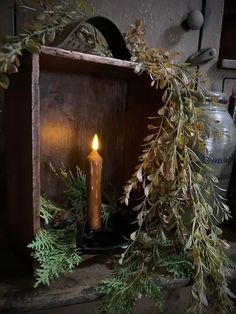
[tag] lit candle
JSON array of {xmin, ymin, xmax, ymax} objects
[{"xmin": 87, "ymin": 134, "xmax": 103, "ymax": 230}]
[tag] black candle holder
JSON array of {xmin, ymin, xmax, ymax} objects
[{"xmin": 76, "ymin": 212, "xmax": 135, "ymax": 254}]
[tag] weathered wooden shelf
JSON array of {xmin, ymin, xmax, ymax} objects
[
  {"xmin": 1, "ymin": 251, "xmax": 235, "ymax": 313},
  {"xmin": 1, "ymin": 217, "xmax": 236, "ymax": 313},
  {"xmin": 0, "ymin": 253, "xmax": 191, "ymax": 313}
]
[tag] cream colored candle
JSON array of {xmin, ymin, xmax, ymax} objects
[{"xmin": 87, "ymin": 134, "xmax": 103, "ymax": 230}]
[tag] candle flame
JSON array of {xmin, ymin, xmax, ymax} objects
[{"xmin": 92, "ymin": 134, "xmax": 99, "ymax": 150}]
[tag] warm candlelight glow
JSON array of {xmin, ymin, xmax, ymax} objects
[{"xmin": 92, "ymin": 134, "xmax": 99, "ymax": 150}]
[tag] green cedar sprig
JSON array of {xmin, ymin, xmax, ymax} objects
[
  {"xmin": 50, "ymin": 163, "xmax": 87, "ymax": 221},
  {"xmin": 28, "ymin": 196, "xmax": 81, "ymax": 287},
  {"xmin": 28, "ymin": 166, "xmax": 87, "ymax": 287},
  {"xmin": 99, "ymin": 229, "xmax": 193, "ymax": 314},
  {"xmin": 29, "ymin": 165, "xmax": 115, "ymax": 287}
]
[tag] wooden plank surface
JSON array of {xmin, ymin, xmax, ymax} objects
[
  {"xmin": 39, "ymin": 69, "xmax": 128, "ymax": 201},
  {"xmin": 0, "ymin": 0, "xmax": 14, "ymax": 36},
  {"xmin": 0, "ymin": 253, "xmax": 191, "ymax": 313},
  {"xmin": 1, "ymin": 253, "xmax": 235, "ymax": 313},
  {"xmin": 1, "ymin": 241, "xmax": 236, "ymax": 313},
  {"xmin": 0, "ymin": 0, "xmax": 14, "ymax": 211},
  {"xmin": 40, "ymin": 46, "xmax": 136, "ymax": 77},
  {"xmin": 4, "ymin": 52, "xmax": 40, "ymax": 267},
  {"xmin": 39, "ymin": 48, "xmax": 162, "ymax": 201},
  {"xmin": 1, "ymin": 224, "xmax": 236, "ymax": 313},
  {"xmin": 4, "ymin": 47, "xmax": 161, "ymax": 263}
]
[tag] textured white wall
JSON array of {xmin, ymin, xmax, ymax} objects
[
  {"xmin": 14, "ymin": 0, "xmax": 234, "ymax": 93},
  {"xmin": 86, "ymin": 0, "xmax": 202, "ymax": 61},
  {"xmin": 2, "ymin": 1, "xmax": 236, "ymax": 96},
  {"xmin": 87, "ymin": 0, "xmax": 236, "ymax": 95}
]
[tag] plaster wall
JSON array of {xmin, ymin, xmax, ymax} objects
[
  {"xmin": 87, "ymin": 0, "xmax": 236, "ymax": 93},
  {"xmin": 86, "ymin": 0, "xmax": 201, "ymax": 61},
  {"xmin": 1, "ymin": 0, "xmax": 234, "ymax": 93}
]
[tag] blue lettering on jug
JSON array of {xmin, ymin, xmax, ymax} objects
[{"xmin": 201, "ymin": 154, "xmax": 234, "ymax": 165}]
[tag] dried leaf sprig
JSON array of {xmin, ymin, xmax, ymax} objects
[
  {"xmin": 101, "ymin": 21, "xmax": 235, "ymax": 313},
  {"xmin": 0, "ymin": 0, "xmax": 110, "ymax": 89},
  {"xmin": 63, "ymin": 24, "xmax": 112, "ymax": 57}
]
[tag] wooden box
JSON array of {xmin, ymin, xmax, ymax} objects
[{"xmin": 5, "ymin": 47, "xmax": 162, "ymax": 264}]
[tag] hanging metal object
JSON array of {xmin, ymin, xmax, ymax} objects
[
  {"xmin": 186, "ymin": 48, "xmax": 217, "ymax": 66},
  {"xmin": 51, "ymin": 16, "xmax": 131, "ymax": 61}
]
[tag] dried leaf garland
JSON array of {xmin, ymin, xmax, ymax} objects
[
  {"xmin": 0, "ymin": 0, "xmax": 110, "ymax": 89},
  {"xmin": 100, "ymin": 20, "xmax": 235, "ymax": 314}
]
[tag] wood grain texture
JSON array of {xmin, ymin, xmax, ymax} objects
[
  {"xmin": 0, "ymin": 253, "xmax": 191, "ymax": 313},
  {"xmin": 40, "ymin": 69, "xmax": 128, "ymax": 201},
  {"xmin": 0, "ymin": 0, "xmax": 14, "ymax": 210},
  {"xmin": 39, "ymin": 47, "xmax": 162, "ymax": 201},
  {"xmin": 0, "ymin": 0, "xmax": 14, "ymax": 36},
  {"xmin": 4, "ymin": 47, "xmax": 162, "ymax": 264},
  {"xmin": 4, "ymin": 52, "xmax": 40, "ymax": 267},
  {"xmin": 40, "ymin": 46, "xmax": 136, "ymax": 77},
  {"xmin": 31, "ymin": 53, "xmax": 41, "ymax": 238}
]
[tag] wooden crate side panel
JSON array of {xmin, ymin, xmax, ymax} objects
[
  {"xmin": 0, "ymin": 0, "xmax": 14, "ymax": 210},
  {"xmin": 4, "ymin": 53, "xmax": 40, "ymax": 264},
  {"xmin": 121, "ymin": 76, "xmax": 163, "ymax": 188},
  {"xmin": 39, "ymin": 47, "xmax": 136, "ymax": 79},
  {"xmin": 32, "ymin": 54, "xmax": 41, "ymax": 236}
]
